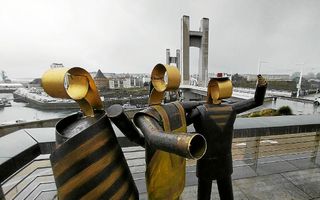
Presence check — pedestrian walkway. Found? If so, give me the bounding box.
[180,168,320,200]
[137,167,320,200]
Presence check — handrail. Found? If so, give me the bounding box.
[1,115,319,183]
[8,174,54,200]
[233,114,320,137]
[0,118,61,138]
[0,109,141,138]
[0,114,319,199]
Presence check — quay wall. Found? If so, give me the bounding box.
[0,108,141,137]
[13,91,148,109]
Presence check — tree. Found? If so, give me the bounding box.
[316,72,320,79]
[143,81,150,87]
[231,73,247,84]
[305,72,315,79]
[291,72,300,80]
[232,73,242,81]
[277,106,293,115]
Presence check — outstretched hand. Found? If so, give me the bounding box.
[257,74,267,87]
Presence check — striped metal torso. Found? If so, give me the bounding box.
[194,104,236,179]
[50,111,138,200]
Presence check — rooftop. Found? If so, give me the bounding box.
[95,69,107,79]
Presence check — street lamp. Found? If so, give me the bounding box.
[257,59,268,75]
[296,63,304,98]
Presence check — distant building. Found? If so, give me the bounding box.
[308,79,320,89]
[90,70,150,89]
[241,74,290,81]
[90,71,116,79]
[122,78,131,88]
[142,76,151,84]
[109,79,116,89]
[108,75,147,89]
[109,78,123,89]
[1,71,11,83]
[94,69,109,91]
[50,63,64,68]
[109,77,135,89]
[28,78,42,88]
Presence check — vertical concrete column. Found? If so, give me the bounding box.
[164,49,181,102]
[166,49,171,65]
[311,131,320,164]
[166,49,180,69]
[181,15,190,85]
[198,18,209,87]
[176,49,181,71]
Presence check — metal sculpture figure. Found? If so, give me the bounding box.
[136,64,207,200]
[42,67,139,200]
[189,74,267,200]
[108,64,207,200]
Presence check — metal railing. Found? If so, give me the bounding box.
[1,115,320,199]
[232,132,320,171]
[1,147,148,200]
[2,132,319,199]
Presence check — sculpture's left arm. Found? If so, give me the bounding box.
[232,75,268,114]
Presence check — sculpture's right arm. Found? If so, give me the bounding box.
[232,75,267,114]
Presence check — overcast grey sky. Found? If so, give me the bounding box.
[0,0,319,78]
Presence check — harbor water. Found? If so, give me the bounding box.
[240,97,320,116]
[0,93,320,124]
[0,93,75,124]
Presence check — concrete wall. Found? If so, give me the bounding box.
[0,109,141,137]
[0,118,60,137]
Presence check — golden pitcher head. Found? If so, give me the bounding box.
[42,67,103,116]
[207,77,233,104]
[149,63,181,105]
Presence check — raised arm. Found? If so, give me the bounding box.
[232,75,267,114]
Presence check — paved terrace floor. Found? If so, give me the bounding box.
[3,150,319,200]
[180,167,320,200]
[1,114,320,200]
[2,149,319,200]
[134,148,320,200]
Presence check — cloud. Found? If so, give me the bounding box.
[0,0,319,78]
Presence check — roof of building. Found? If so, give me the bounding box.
[95,69,107,79]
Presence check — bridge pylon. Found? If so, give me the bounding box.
[166,49,180,70]
[181,15,209,87]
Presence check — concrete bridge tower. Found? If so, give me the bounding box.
[181,15,209,86]
[166,49,181,70]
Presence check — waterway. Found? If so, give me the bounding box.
[0,93,75,124]
[0,93,320,124]
[241,97,320,115]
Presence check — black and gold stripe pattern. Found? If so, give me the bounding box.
[50,112,138,200]
[195,104,236,180]
[204,104,233,131]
